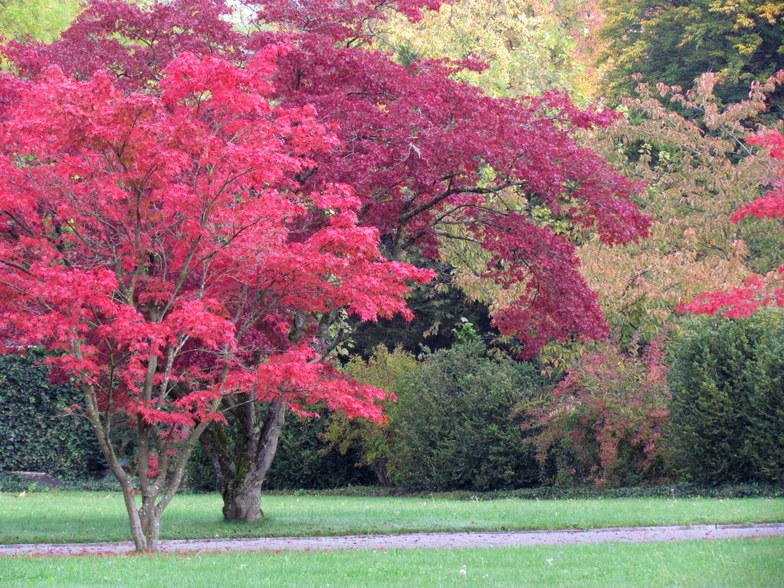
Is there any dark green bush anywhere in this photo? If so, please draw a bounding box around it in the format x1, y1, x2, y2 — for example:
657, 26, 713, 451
183, 440, 219, 493
388, 341, 550, 491
0, 350, 101, 480
264, 415, 376, 490
668, 310, 784, 484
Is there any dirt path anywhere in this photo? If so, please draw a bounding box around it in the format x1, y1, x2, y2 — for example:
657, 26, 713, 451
1, 523, 782, 556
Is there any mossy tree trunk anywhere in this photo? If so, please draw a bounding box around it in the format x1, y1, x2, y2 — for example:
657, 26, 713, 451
201, 396, 286, 522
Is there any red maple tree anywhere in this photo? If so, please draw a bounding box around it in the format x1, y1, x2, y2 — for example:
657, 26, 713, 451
1, 0, 650, 524
0, 51, 430, 551
6, 0, 651, 350
680, 129, 784, 317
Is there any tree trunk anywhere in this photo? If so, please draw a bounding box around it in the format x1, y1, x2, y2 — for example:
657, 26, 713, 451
82, 382, 161, 552
139, 499, 163, 552
372, 457, 390, 487
123, 492, 153, 552
126, 501, 161, 553
222, 473, 264, 521
201, 398, 286, 522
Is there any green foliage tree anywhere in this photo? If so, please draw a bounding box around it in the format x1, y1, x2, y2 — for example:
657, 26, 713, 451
596, 0, 784, 111
0, 0, 81, 42
667, 310, 784, 484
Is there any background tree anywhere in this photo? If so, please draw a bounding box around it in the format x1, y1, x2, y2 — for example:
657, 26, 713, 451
681, 127, 784, 317
0, 51, 428, 550
595, 0, 784, 112
578, 73, 783, 345
350, 261, 497, 358
0, 0, 81, 42
371, 0, 584, 98
322, 345, 419, 486
388, 340, 547, 490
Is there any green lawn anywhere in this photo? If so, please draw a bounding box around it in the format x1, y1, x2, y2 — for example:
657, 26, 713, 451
1, 492, 783, 544
2, 537, 782, 587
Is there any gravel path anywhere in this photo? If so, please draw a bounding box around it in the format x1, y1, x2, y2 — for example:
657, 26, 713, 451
2, 523, 782, 556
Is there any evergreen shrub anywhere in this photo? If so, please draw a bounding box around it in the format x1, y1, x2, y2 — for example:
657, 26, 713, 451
388, 341, 548, 491
263, 414, 376, 490
668, 310, 784, 484
0, 350, 101, 480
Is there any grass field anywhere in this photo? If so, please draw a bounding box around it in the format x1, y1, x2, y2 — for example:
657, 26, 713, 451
1, 492, 783, 544
2, 537, 782, 587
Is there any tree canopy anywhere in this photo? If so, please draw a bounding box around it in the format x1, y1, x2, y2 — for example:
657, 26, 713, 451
0, 47, 430, 551
0, 0, 82, 42
681, 128, 784, 317
596, 0, 784, 111
579, 73, 783, 343
4, 0, 650, 356
370, 0, 583, 98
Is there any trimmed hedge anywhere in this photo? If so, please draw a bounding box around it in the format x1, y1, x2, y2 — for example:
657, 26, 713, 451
0, 350, 101, 480
668, 310, 784, 484
263, 481, 784, 500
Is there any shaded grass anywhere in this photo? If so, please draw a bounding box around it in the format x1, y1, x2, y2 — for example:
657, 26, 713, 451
1, 492, 783, 544
2, 537, 782, 587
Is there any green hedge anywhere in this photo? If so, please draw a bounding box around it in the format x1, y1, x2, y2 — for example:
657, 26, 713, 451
0, 350, 101, 480
668, 310, 784, 484
264, 415, 377, 490
267, 481, 784, 500
388, 342, 549, 491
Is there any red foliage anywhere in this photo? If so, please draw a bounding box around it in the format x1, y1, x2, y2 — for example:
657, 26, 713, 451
680, 129, 784, 317
524, 338, 671, 486
2, 0, 650, 356
0, 0, 652, 549
0, 52, 429, 481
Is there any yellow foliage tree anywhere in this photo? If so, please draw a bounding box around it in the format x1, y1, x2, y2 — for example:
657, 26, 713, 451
578, 73, 784, 345
371, 0, 588, 99
0, 0, 82, 42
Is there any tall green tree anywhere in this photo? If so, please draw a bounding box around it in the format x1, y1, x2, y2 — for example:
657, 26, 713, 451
596, 0, 784, 111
